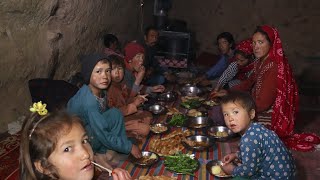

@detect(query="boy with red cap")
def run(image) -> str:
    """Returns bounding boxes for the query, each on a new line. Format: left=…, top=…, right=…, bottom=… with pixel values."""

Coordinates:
left=123, top=42, right=165, bottom=96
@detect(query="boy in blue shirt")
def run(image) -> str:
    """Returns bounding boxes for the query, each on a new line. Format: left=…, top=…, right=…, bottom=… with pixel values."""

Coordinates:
left=220, top=91, right=295, bottom=179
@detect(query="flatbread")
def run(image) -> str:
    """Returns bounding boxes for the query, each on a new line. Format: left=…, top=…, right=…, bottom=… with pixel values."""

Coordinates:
left=149, top=129, right=193, bottom=156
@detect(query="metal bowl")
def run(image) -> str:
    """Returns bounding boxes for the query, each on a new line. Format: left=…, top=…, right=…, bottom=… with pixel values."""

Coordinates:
left=180, top=85, right=203, bottom=97
left=187, top=110, right=208, bottom=117
left=187, top=115, right=210, bottom=129
left=206, top=160, right=232, bottom=178
left=157, top=91, right=177, bottom=102
left=129, top=151, right=160, bottom=167
left=182, top=135, right=214, bottom=151
left=207, top=126, right=237, bottom=141
left=148, top=104, right=166, bottom=115
left=150, top=123, right=169, bottom=134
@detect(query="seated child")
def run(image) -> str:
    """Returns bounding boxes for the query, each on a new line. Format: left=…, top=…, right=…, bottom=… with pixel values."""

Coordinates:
left=20, top=101, right=131, bottom=180
left=123, top=42, right=165, bottom=96
left=67, top=54, right=142, bottom=169
left=214, top=39, right=255, bottom=91
left=220, top=91, right=295, bottom=179
left=195, top=32, right=235, bottom=86
left=103, top=33, right=124, bottom=58
left=107, top=55, right=151, bottom=142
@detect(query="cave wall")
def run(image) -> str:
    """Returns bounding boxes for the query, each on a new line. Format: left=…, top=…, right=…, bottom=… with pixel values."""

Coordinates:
left=0, top=0, right=144, bottom=133
left=168, top=0, right=320, bottom=74
left=1, top=0, right=320, bottom=133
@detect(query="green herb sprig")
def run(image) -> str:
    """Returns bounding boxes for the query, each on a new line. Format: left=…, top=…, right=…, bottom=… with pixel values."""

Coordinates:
left=180, top=99, right=202, bottom=109
left=164, top=152, right=198, bottom=175
left=168, top=114, right=187, bottom=126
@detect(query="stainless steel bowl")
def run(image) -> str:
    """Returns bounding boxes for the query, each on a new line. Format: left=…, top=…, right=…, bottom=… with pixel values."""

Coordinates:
left=187, top=115, right=210, bottom=129
left=150, top=123, right=169, bottom=134
left=206, top=160, right=232, bottom=177
left=180, top=85, right=203, bottom=97
left=187, top=110, right=208, bottom=117
left=207, top=126, right=236, bottom=141
left=129, top=151, right=160, bottom=167
left=182, top=135, right=214, bottom=151
left=157, top=91, right=177, bottom=102
left=148, top=104, right=166, bottom=115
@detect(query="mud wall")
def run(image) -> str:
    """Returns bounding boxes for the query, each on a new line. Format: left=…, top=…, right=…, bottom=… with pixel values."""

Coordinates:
left=0, top=0, right=143, bottom=132
left=169, top=0, right=320, bottom=74
left=1, top=0, right=320, bottom=132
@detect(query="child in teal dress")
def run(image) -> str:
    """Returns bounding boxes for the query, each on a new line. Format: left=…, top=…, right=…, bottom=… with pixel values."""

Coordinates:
left=67, top=54, right=142, bottom=170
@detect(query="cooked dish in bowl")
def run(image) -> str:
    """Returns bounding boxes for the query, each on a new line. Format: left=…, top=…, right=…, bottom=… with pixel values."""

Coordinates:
left=150, top=123, right=169, bottom=134
left=182, top=135, right=213, bottom=150
left=130, top=151, right=160, bottom=167
left=187, top=109, right=203, bottom=117
left=206, top=160, right=231, bottom=178
left=187, top=113, right=210, bottom=129
left=180, top=85, right=203, bottom=97
left=207, top=126, right=236, bottom=141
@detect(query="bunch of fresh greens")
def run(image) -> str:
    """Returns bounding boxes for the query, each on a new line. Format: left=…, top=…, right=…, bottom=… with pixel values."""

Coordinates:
left=164, top=152, right=198, bottom=175
left=180, top=99, right=202, bottom=109
left=168, top=114, right=187, bottom=126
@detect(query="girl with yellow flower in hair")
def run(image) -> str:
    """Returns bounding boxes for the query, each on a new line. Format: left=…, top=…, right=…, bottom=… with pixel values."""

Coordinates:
left=20, top=102, right=131, bottom=179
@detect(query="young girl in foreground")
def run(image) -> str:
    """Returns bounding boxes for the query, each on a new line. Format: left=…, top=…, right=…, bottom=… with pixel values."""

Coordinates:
left=20, top=102, right=131, bottom=180
left=220, top=91, right=295, bottom=179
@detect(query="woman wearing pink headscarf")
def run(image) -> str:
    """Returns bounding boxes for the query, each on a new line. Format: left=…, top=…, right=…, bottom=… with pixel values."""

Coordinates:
left=211, top=25, right=319, bottom=151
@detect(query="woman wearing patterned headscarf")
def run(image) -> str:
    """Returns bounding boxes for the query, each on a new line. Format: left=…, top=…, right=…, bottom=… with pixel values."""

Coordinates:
left=211, top=25, right=319, bottom=151
left=214, top=38, right=255, bottom=91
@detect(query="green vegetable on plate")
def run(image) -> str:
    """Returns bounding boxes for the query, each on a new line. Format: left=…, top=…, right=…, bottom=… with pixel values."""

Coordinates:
left=164, top=152, right=198, bottom=175
left=168, top=114, right=187, bottom=126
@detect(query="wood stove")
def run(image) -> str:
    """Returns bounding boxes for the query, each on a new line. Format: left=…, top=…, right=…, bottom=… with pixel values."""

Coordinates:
left=156, top=30, right=192, bottom=68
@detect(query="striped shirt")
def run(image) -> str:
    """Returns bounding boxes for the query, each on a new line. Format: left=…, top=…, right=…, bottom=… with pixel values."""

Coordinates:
left=217, top=62, right=239, bottom=88
left=217, top=61, right=254, bottom=89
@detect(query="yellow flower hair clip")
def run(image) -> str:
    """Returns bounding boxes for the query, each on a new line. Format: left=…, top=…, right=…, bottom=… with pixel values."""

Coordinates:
left=30, top=101, right=48, bottom=116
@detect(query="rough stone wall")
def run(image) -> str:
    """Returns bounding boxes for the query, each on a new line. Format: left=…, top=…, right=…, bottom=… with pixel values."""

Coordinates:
left=1, top=0, right=320, bottom=132
left=169, top=0, right=320, bottom=74
left=0, top=0, right=143, bottom=133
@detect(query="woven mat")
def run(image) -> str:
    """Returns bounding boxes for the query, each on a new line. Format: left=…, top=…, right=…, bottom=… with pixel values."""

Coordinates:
left=0, top=133, right=20, bottom=180
left=118, top=129, right=233, bottom=180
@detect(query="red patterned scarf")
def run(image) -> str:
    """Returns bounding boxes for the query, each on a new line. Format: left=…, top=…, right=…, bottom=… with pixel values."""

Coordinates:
left=261, top=25, right=319, bottom=151
left=237, top=62, right=255, bottom=80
